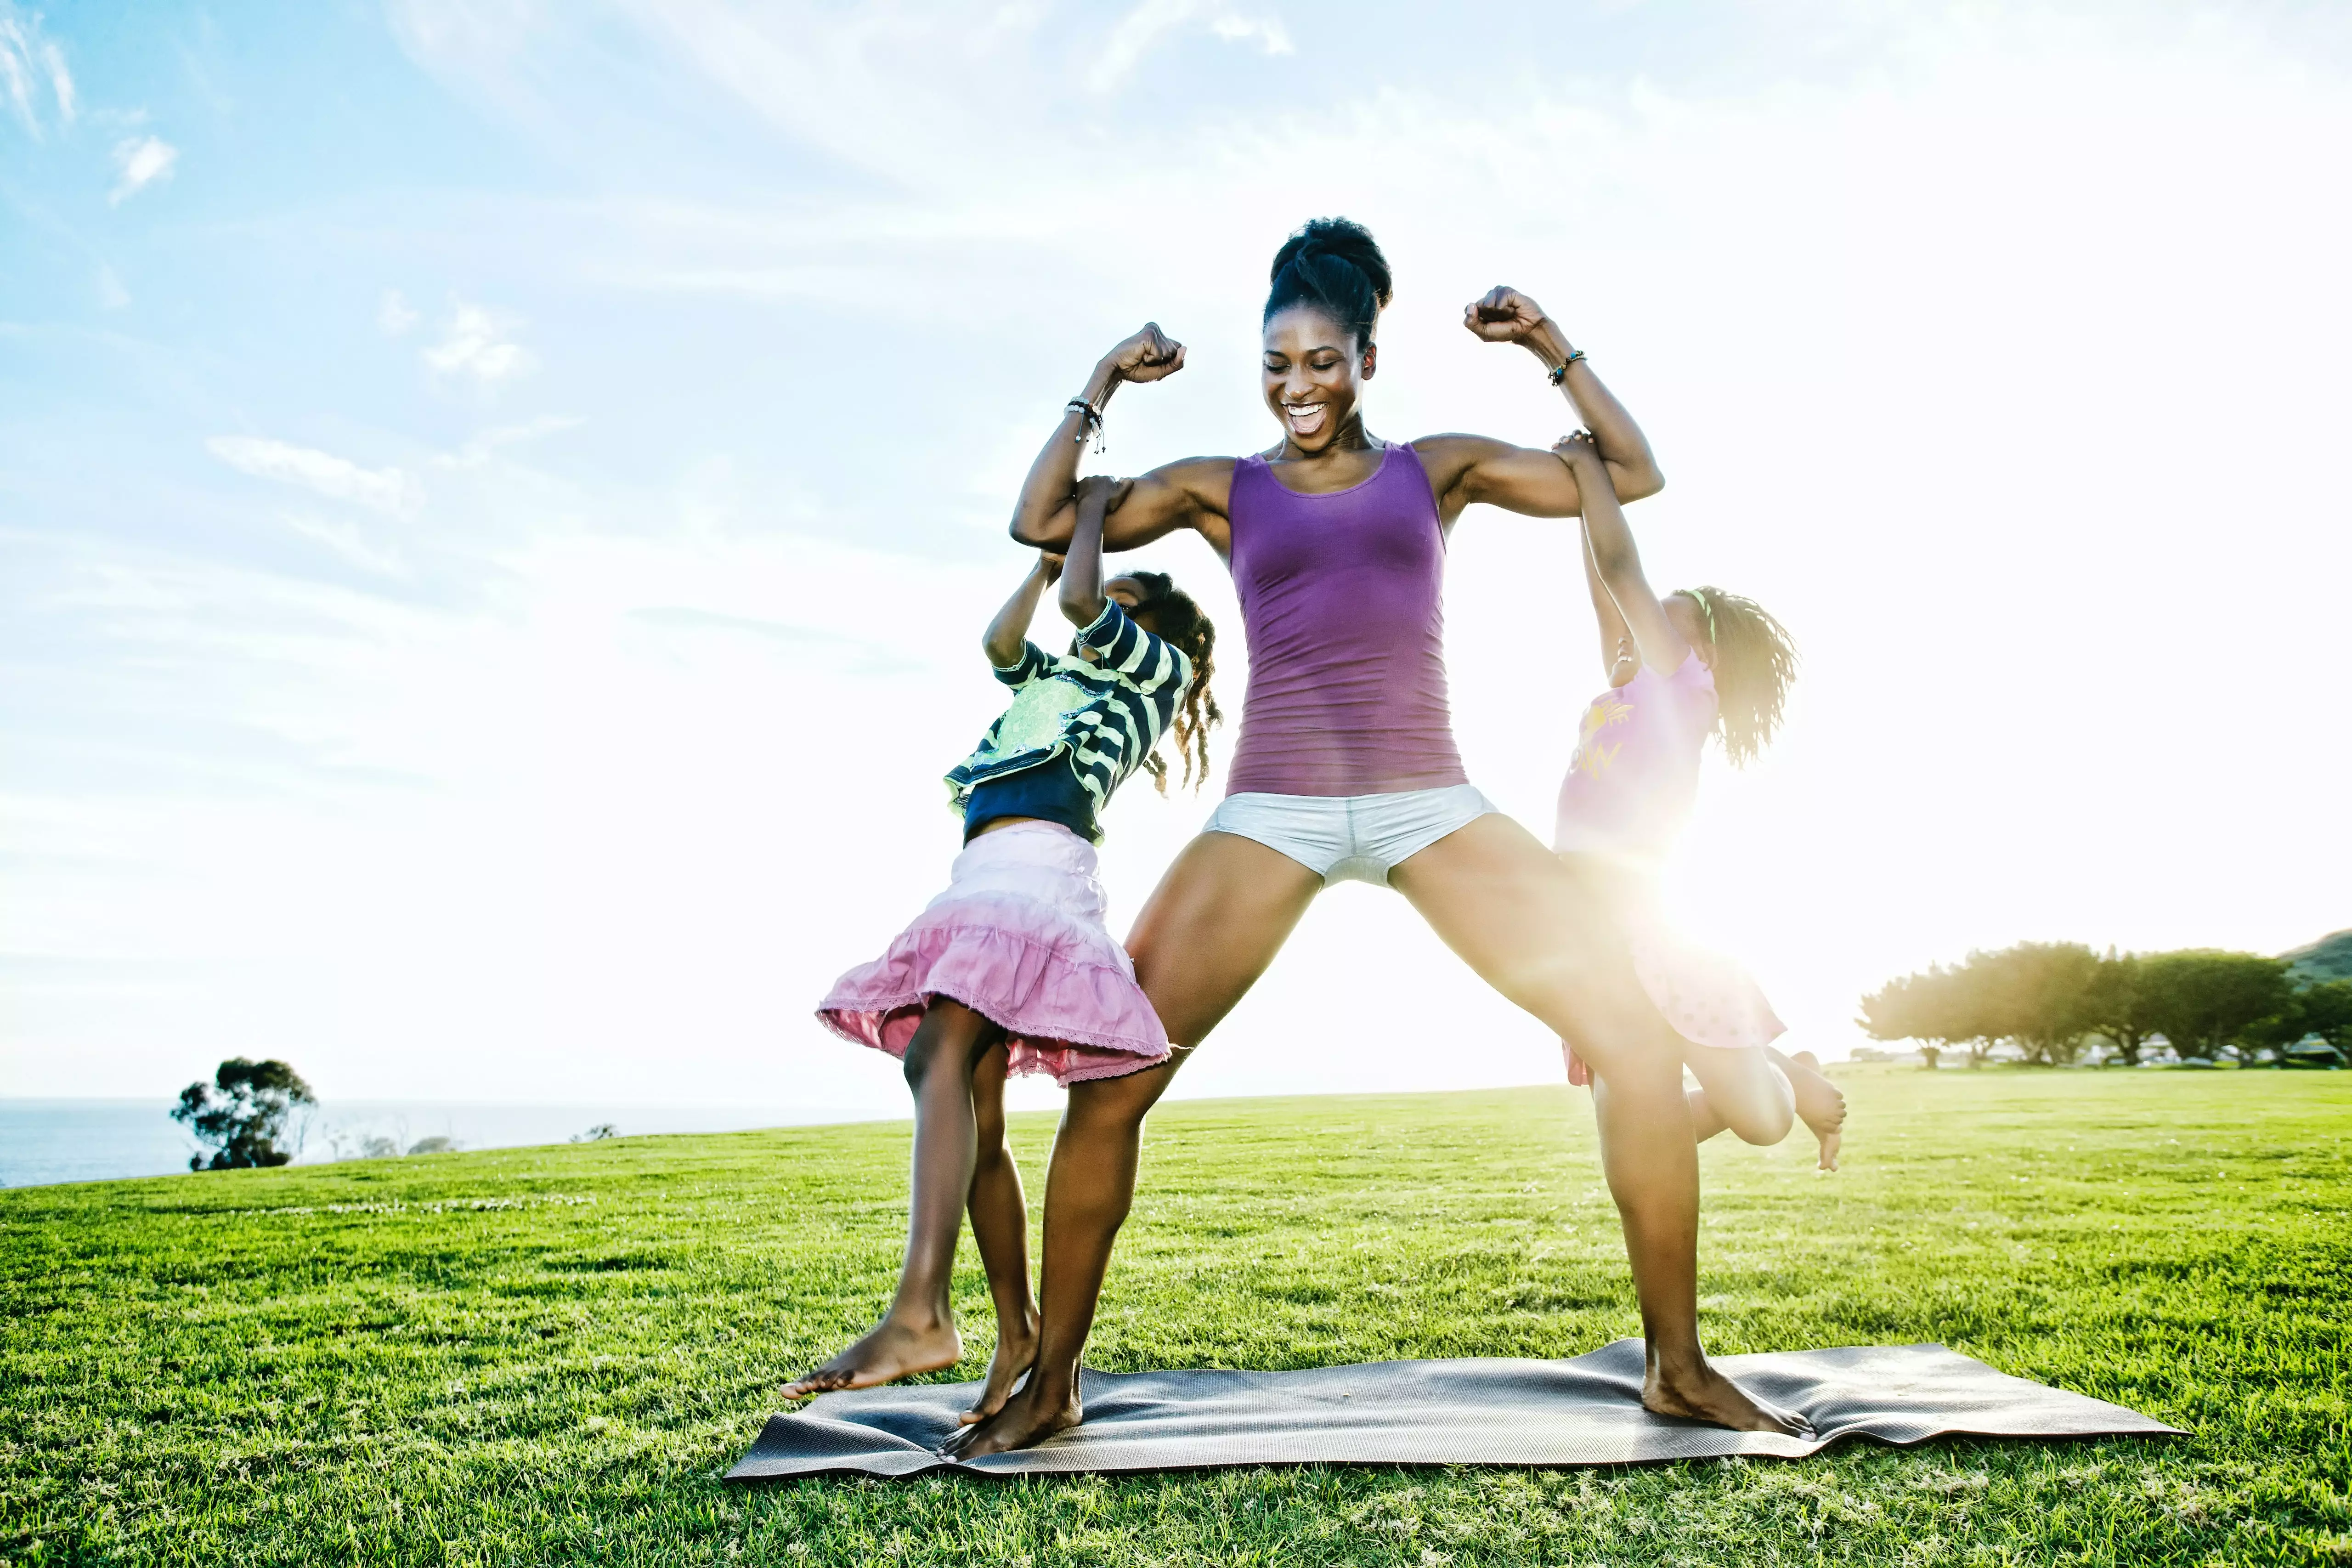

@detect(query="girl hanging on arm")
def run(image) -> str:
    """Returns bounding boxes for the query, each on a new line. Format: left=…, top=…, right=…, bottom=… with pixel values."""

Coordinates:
left=785, top=477, right=1219, bottom=1420
left=1550, top=430, right=1848, bottom=1170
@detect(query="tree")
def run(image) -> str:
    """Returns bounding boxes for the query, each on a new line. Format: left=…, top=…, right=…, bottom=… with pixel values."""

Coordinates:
left=2299, top=980, right=2352, bottom=1053
left=2137, top=951, right=2294, bottom=1061
left=2081, top=950, right=2158, bottom=1065
left=171, top=1058, right=316, bottom=1171
left=2247, top=978, right=2352, bottom=1062
left=1976, top=941, right=2103, bottom=1065
left=1858, top=962, right=1990, bottom=1068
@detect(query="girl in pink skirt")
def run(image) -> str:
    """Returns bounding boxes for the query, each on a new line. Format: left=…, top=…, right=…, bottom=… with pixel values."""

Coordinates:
left=785, top=476, right=1218, bottom=1417
left=1551, top=431, right=1847, bottom=1170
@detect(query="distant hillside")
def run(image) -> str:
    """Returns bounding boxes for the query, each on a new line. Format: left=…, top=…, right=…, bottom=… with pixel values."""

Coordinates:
left=2283, top=929, right=2352, bottom=984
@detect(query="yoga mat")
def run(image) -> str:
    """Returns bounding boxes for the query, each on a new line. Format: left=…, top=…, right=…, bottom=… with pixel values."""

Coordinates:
left=728, top=1339, right=2178, bottom=1480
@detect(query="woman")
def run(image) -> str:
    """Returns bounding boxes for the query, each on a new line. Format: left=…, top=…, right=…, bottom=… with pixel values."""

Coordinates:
left=946, top=219, right=1803, bottom=1458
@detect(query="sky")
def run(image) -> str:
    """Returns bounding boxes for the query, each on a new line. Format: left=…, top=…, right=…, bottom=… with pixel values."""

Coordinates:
left=4, top=0, right=2349, bottom=1115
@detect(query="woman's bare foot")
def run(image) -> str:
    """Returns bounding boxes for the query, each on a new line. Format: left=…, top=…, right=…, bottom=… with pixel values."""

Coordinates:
left=957, top=1310, right=1040, bottom=1424
left=1784, top=1050, right=1846, bottom=1171
left=781, top=1314, right=961, bottom=1400
left=940, top=1374, right=1080, bottom=1457
left=1645, top=1359, right=1813, bottom=1435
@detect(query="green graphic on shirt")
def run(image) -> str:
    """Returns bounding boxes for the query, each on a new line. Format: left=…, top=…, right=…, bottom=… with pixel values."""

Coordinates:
left=989, top=675, right=1092, bottom=756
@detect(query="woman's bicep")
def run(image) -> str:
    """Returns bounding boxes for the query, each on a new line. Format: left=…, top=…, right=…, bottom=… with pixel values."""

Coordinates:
left=1453, top=439, right=1584, bottom=519
left=1102, top=466, right=1208, bottom=549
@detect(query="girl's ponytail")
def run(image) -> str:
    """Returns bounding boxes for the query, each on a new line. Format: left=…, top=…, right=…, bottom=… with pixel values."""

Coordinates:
left=1123, top=572, right=1221, bottom=792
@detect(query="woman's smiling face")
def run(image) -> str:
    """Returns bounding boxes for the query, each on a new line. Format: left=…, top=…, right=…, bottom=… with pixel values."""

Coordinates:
left=1261, top=304, right=1373, bottom=452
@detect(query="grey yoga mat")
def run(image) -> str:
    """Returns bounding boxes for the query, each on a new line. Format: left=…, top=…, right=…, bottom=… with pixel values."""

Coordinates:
left=728, top=1339, right=2177, bottom=1480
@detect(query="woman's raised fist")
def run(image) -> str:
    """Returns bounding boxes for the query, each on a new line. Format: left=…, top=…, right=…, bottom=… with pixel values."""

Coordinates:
left=1103, top=323, right=1187, bottom=384
left=1462, top=286, right=1549, bottom=346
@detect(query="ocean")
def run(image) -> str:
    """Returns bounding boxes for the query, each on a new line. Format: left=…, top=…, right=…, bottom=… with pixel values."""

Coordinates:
left=0, top=1099, right=901, bottom=1189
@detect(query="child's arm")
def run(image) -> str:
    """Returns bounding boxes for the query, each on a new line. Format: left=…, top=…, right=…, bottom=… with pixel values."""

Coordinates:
left=1058, top=477, right=1128, bottom=628
left=983, top=552, right=1063, bottom=668
left=1555, top=432, right=1690, bottom=675
left=1576, top=506, right=1640, bottom=687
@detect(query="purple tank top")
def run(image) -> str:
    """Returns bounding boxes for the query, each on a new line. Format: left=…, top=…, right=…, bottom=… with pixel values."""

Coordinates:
left=1552, top=652, right=1719, bottom=861
left=1224, top=442, right=1468, bottom=797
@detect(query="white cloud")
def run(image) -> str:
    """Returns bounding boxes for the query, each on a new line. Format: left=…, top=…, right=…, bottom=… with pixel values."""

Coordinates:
left=41, top=35, right=68, bottom=121
left=206, top=437, right=423, bottom=515
left=422, top=301, right=536, bottom=384
left=433, top=413, right=583, bottom=469
left=1089, top=0, right=1290, bottom=91
left=378, top=289, right=422, bottom=337
left=282, top=514, right=409, bottom=577
left=1208, top=13, right=1290, bottom=55
left=0, top=6, right=72, bottom=135
left=109, top=134, right=179, bottom=203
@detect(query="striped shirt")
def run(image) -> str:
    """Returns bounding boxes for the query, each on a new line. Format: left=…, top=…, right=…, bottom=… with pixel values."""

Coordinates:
left=944, top=601, right=1193, bottom=842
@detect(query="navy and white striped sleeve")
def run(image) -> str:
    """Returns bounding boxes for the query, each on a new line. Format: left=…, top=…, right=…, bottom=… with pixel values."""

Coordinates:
left=991, top=640, right=1052, bottom=688
left=1075, top=602, right=1187, bottom=696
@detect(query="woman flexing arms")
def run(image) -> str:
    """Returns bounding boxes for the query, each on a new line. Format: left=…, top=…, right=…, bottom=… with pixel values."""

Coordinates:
left=946, top=219, right=1800, bottom=1457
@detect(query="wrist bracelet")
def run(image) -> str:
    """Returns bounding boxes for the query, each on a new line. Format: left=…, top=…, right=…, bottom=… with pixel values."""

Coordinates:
left=1547, top=348, right=1588, bottom=387
left=1065, top=397, right=1106, bottom=453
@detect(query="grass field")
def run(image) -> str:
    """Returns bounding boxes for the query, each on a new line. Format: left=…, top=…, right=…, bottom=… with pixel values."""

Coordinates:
left=2, top=1067, right=2347, bottom=1566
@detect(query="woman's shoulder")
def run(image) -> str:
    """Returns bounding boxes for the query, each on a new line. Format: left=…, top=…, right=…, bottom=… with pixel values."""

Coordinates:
left=1403, top=433, right=1508, bottom=495
left=1125, top=455, right=1237, bottom=538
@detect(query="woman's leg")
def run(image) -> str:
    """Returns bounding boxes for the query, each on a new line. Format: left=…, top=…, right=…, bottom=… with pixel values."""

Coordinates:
left=947, top=831, right=1323, bottom=1456
left=783, top=999, right=1001, bottom=1397
left=960, top=1041, right=1040, bottom=1421
left=1391, top=813, right=1804, bottom=1434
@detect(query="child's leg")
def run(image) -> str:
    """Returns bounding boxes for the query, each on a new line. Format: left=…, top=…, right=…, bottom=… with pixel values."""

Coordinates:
left=1682, top=1047, right=1846, bottom=1169
left=1776, top=1048, right=1845, bottom=1170
left=1681, top=1041, right=1795, bottom=1146
left=783, top=999, right=999, bottom=1397
left=1685, top=1086, right=1729, bottom=1141
left=959, top=1041, right=1040, bottom=1423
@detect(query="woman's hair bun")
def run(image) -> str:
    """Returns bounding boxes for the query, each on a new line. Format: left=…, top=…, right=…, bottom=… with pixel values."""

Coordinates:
left=1265, top=216, right=1392, bottom=347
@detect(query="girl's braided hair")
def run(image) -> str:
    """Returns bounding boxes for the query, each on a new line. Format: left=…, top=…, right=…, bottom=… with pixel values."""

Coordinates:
left=1681, top=585, right=1797, bottom=767
left=1122, top=571, right=1221, bottom=792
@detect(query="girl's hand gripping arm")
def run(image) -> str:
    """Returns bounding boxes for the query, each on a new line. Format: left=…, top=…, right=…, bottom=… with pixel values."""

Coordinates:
left=1555, top=431, right=1690, bottom=675
left=1058, top=478, right=1127, bottom=628
left=982, top=551, right=1063, bottom=668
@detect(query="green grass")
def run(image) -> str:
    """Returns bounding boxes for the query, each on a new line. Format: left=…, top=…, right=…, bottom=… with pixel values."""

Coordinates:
left=2, top=1067, right=2347, bottom=1566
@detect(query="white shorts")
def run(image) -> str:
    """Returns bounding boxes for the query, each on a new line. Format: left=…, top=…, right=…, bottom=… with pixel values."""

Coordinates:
left=1204, top=784, right=1499, bottom=887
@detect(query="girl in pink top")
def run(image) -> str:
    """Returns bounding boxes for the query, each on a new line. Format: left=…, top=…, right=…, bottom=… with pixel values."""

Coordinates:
left=1552, top=431, right=1847, bottom=1169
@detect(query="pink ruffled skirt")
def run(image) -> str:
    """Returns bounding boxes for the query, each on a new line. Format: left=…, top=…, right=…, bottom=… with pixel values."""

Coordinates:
left=1565, top=900, right=1785, bottom=1088
left=817, top=821, right=1170, bottom=1087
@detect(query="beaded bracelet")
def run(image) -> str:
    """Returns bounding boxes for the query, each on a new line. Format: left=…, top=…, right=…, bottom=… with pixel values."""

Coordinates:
left=1065, top=398, right=1105, bottom=453
left=1547, top=348, right=1588, bottom=387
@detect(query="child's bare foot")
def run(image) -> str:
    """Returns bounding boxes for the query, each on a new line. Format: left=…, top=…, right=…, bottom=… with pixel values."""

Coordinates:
left=781, top=1315, right=961, bottom=1400
left=1785, top=1049, right=1846, bottom=1171
left=940, top=1374, right=1080, bottom=1457
left=958, top=1309, right=1040, bottom=1424
left=1645, top=1360, right=1813, bottom=1436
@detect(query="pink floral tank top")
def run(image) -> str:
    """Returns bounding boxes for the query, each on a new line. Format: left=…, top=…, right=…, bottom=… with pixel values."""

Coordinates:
left=1552, top=652, right=1718, bottom=862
